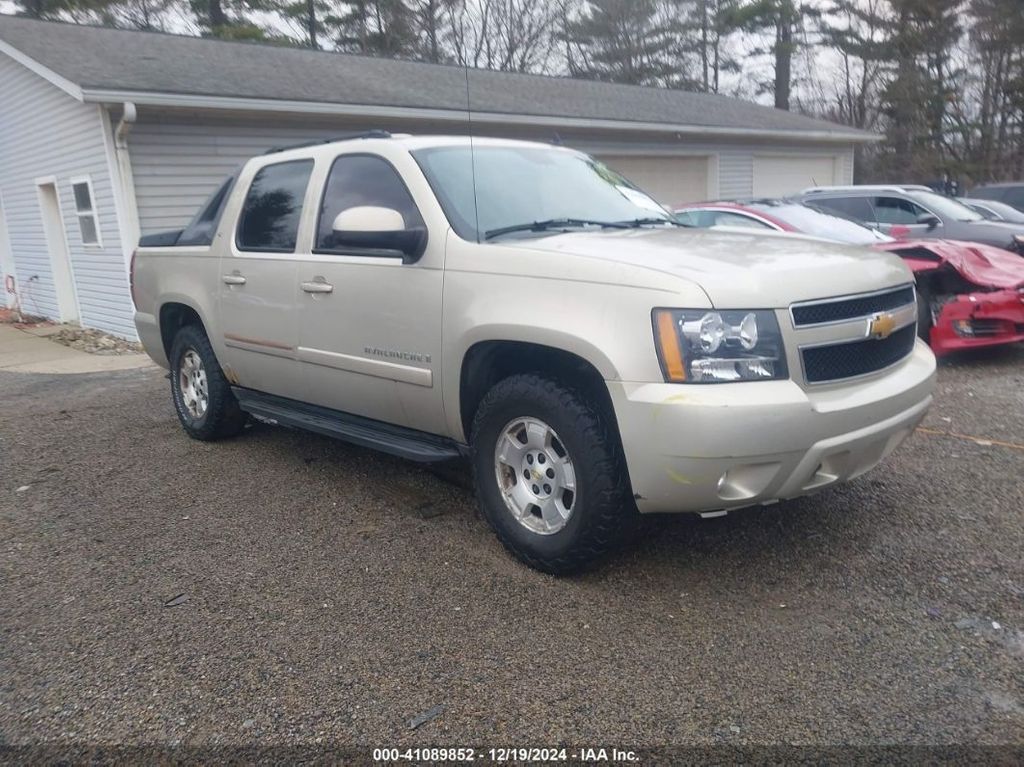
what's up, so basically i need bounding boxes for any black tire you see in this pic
[470,373,636,575]
[169,324,247,441]
[916,285,933,343]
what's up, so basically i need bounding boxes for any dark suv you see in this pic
[967,182,1024,214]
[797,185,1024,254]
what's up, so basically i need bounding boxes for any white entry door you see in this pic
[36,180,80,323]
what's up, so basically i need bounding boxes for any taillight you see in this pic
[129,249,138,308]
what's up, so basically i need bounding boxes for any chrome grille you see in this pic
[792,285,918,384]
[791,285,916,327]
[803,325,917,383]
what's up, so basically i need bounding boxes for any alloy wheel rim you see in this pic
[178,349,208,420]
[493,416,577,535]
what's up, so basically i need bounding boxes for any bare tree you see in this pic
[562,0,695,87]
[448,0,559,72]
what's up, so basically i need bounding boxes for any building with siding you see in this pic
[0,16,875,339]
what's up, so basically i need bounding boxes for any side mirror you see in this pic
[916,212,940,229]
[330,206,426,263]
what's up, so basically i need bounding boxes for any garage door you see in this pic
[598,155,710,206]
[752,155,837,197]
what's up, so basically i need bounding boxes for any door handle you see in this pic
[301,279,334,294]
[222,274,246,285]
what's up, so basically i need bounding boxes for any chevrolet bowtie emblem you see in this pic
[868,312,897,340]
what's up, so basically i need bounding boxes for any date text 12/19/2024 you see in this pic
[372,747,639,762]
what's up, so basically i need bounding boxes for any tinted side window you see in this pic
[873,196,925,225]
[811,196,874,223]
[237,160,313,252]
[317,155,423,251]
[178,176,235,246]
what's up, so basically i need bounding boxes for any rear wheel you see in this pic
[470,373,635,574]
[169,324,247,441]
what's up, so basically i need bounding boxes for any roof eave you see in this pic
[0,38,83,100]
[82,88,881,144]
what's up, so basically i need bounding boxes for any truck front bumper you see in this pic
[609,341,936,514]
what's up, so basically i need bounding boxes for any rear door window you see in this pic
[236,160,313,252]
[810,196,875,224]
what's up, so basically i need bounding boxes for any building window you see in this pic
[70,177,101,247]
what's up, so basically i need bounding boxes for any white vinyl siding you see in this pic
[841,148,855,184]
[129,119,340,233]
[0,55,131,337]
[718,153,754,199]
[130,115,863,235]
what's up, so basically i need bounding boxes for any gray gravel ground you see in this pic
[1,347,1022,751]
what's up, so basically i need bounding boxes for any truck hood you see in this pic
[513,227,911,308]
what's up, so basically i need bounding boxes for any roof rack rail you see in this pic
[801,183,933,195]
[264,130,392,154]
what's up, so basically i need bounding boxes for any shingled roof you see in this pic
[0,15,873,141]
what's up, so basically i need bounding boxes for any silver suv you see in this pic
[132,135,936,573]
[799,185,1024,253]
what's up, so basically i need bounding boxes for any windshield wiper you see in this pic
[484,218,629,240]
[617,217,691,228]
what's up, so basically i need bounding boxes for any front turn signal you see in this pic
[654,309,686,382]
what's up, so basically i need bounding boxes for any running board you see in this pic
[232,388,464,463]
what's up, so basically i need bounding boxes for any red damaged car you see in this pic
[675,200,1024,356]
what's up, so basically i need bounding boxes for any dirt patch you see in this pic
[48,327,143,355]
[0,307,47,325]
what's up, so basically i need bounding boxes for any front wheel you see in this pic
[169,324,247,441]
[470,374,635,574]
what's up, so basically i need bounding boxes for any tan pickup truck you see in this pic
[132,133,936,573]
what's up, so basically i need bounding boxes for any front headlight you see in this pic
[653,309,787,383]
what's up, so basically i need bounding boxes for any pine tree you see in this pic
[563,0,693,87]
[881,0,962,179]
[13,0,113,20]
[818,0,893,130]
[731,0,819,110]
[187,0,284,41]
[327,0,419,57]
[963,0,1024,180]
[690,0,743,93]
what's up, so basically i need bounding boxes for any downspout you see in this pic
[114,102,140,250]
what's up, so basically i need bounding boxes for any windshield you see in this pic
[962,198,1024,223]
[751,203,891,244]
[411,145,672,241]
[911,191,984,222]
